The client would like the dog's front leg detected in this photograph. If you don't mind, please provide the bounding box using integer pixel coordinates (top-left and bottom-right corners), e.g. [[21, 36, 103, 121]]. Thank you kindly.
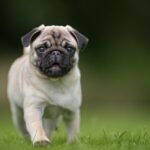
[[24, 102, 50, 146], [63, 109, 80, 143]]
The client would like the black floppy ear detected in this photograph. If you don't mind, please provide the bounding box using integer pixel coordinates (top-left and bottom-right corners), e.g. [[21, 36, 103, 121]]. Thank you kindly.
[[21, 24, 45, 47], [66, 25, 89, 49]]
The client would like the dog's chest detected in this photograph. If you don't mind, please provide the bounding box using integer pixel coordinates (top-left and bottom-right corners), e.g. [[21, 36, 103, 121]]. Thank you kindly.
[[35, 79, 81, 111]]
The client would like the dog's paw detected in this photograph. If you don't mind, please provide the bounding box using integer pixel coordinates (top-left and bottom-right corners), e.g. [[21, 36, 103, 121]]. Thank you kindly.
[[34, 140, 50, 147], [33, 136, 50, 147], [67, 136, 79, 144]]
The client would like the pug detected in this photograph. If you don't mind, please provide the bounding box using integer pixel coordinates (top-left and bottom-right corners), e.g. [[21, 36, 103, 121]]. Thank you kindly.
[[7, 24, 88, 146]]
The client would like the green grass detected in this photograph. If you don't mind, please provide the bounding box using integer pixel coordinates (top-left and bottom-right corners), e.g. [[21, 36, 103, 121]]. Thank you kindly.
[[1, 110, 150, 150]]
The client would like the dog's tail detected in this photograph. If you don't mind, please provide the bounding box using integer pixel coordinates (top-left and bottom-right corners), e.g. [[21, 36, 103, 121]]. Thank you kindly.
[[23, 46, 30, 55]]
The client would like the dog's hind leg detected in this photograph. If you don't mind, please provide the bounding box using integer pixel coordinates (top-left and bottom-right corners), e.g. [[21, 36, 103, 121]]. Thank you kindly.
[[43, 117, 60, 139], [10, 102, 29, 137]]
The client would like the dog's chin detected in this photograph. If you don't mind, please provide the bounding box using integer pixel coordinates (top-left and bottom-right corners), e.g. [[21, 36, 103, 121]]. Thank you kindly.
[[47, 65, 63, 78], [39, 64, 72, 78]]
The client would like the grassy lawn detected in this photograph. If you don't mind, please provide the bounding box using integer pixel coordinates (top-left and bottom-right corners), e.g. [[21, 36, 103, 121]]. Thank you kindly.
[[1, 109, 150, 150]]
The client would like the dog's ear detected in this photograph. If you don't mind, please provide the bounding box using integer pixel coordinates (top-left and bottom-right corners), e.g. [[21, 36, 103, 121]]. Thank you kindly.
[[66, 25, 89, 50], [21, 24, 45, 47]]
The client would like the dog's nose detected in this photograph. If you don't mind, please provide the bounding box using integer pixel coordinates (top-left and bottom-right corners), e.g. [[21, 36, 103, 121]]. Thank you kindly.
[[51, 50, 61, 56], [50, 50, 62, 62]]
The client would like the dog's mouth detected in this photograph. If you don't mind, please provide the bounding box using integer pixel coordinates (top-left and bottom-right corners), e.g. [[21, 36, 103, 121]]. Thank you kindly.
[[38, 61, 67, 78], [50, 62, 61, 71], [51, 62, 60, 68]]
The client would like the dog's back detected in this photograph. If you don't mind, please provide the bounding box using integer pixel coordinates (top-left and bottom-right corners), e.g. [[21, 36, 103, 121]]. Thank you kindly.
[[7, 55, 28, 107]]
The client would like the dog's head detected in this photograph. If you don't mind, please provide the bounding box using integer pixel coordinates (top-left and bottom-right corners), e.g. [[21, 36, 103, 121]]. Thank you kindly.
[[21, 25, 88, 78]]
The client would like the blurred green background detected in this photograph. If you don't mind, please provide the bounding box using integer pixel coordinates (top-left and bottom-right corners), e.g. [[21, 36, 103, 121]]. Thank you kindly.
[[1, 0, 150, 114]]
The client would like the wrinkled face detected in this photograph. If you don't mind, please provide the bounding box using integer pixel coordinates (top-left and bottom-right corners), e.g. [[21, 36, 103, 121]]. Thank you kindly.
[[31, 27, 79, 78], [21, 25, 88, 78]]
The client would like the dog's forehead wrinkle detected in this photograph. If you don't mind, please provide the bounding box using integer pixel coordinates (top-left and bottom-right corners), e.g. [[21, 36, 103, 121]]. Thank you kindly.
[[39, 35, 73, 48], [61, 39, 72, 46], [43, 26, 70, 38], [32, 25, 78, 48], [51, 30, 61, 39]]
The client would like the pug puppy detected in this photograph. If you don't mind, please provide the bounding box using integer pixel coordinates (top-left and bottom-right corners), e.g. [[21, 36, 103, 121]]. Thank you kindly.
[[7, 25, 88, 146]]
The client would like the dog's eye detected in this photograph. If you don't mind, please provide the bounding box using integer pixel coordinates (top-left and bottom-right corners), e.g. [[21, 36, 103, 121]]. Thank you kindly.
[[36, 43, 48, 53], [65, 45, 76, 53]]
